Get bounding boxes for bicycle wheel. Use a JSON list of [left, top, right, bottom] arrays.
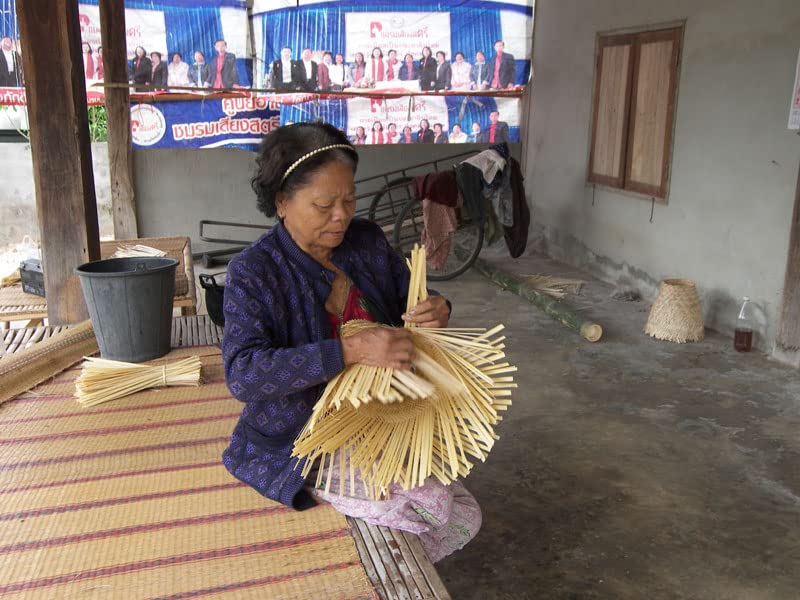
[[392, 198, 484, 281], [367, 177, 415, 233]]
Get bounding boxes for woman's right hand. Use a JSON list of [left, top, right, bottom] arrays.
[[341, 327, 415, 370]]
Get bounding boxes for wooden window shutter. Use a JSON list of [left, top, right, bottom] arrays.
[[625, 28, 681, 197], [588, 34, 635, 188]]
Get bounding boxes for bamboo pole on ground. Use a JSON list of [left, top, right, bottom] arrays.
[[469, 257, 603, 343]]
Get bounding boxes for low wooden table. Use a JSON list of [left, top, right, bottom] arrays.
[[0, 236, 197, 329], [0, 314, 451, 600]]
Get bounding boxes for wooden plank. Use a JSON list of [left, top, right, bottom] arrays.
[[348, 518, 389, 600], [402, 533, 452, 600], [369, 525, 413, 600], [98, 0, 138, 239], [19, 327, 35, 351], [391, 530, 436, 599], [197, 316, 208, 347], [17, 0, 101, 325], [376, 526, 427, 600], [777, 161, 800, 352], [190, 316, 200, 348], [171, 317, 181, 348], [353, 519, 399, 600], [7, 327, 27, 355]]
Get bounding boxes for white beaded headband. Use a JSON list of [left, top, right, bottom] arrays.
[[280, 144, 355, 185]]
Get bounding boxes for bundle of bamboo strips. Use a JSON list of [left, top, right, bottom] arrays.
[[524, 274, 584, 299], [75, 356, 202, 407], [292, 245, 515, 499], [111, 244, 167, 258]]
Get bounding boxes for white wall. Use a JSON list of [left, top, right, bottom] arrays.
[[526, 0, 800, 351], [0, 142, 113, 247]]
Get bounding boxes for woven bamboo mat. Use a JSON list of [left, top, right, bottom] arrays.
[[0, 346, 378, 599], [101, 237, 191, 297], [0, 284, 47, 321]]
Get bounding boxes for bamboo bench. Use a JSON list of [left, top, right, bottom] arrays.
[[0, 314, 451, 600]]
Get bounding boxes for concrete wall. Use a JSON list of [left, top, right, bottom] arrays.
[[133, 144, 509, 254], [525, 0, 800, 352], [0, 142, 114, 247]]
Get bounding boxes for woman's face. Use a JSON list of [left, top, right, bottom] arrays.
[[356, 126, 365, 136], [434, 124, 442, 134], [194, 52, 204, 63], [404, 54, 413, 64], [151, 54, 160, 65], [403, 127, 412, 135], [389, 124, 397, 133], [372, 48, 381, 58], [455, 53, 464, 63], [436, 53, 445, 64], [355, 53, 364, 64], [136, 47, 145, 58], [82, 43, 90, 54], [373, 122, 382, 131], [420, 119, 429, 130], [422, 47, 431, 58], [278, 161, 356, 255], [335, 54, 344, 65], [172, 54, 181, 64]]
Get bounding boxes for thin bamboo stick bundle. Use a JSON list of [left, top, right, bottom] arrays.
[[292, 244, 515, 498], [75, 356, 202, 407], [523, 274, 584, 299], [111, 244, 168, 258]]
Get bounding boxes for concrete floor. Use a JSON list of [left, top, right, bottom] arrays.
[[431, 251, 800, 600]]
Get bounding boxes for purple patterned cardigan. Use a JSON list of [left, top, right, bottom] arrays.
[[221, 218, 410, 509]]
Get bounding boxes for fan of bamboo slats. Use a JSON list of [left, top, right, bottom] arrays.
[[292, 245, 515, 499]]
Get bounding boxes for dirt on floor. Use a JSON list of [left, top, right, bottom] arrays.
[[432, 251, 799, 600]]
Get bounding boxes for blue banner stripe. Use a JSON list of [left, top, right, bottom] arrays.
[[253, 0, 532, 18]]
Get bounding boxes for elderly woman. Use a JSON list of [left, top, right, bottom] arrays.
[[222, 123, 481, 563]]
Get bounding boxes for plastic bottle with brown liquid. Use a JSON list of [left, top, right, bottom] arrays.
[[734, 297, 754, 352]]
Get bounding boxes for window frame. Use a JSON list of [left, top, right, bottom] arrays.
[[587, 24, 684, 202]]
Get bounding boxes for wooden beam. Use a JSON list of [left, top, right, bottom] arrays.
[[776, 160, 800, 353], [16, 0, 101, 325], [99, 0, 138, 239]]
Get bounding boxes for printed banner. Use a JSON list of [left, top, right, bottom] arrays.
[[77, 4, 168, 61], [0, 0, 251, 95], [344, 13, 452, 65], [253, 0, 533, 144], [130, 93, 281, 149]]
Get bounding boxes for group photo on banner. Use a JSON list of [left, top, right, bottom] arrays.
[[0, 0, 533, 149], [253, 0, 533, 144]]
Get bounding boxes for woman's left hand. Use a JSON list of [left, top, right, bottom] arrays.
[[402, 296, 449, 328]]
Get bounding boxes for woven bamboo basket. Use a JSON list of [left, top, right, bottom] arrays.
[[645, 279, 704, 343]]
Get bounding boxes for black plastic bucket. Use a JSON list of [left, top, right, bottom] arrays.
[[76, 257, 178, 362]]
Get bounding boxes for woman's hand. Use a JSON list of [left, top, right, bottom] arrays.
[[341, 327, 416, 370], [402, 296, 450, 328]]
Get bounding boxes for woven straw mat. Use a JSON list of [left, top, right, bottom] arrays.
[[0, 345, 377, 599]]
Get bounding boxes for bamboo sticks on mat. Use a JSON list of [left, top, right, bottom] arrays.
[[292, 245, 516, 499], [75, 356, 202, 407]]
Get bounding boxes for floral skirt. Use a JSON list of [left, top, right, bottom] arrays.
[[310, 473, 482, 563]]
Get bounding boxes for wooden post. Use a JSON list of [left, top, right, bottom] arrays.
[[776, 161, 800, 357], [16, 0, 101, 325], [99, 0, 138, 239]]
